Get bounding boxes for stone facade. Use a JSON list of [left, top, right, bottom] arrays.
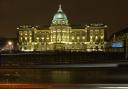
[[17, 5, 107, 52]]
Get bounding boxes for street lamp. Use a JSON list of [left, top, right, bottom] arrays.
[[7, 41, 13, 52], [8, 41, 12, 46]]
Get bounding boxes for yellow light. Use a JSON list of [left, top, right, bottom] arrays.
[[20, 37, 22, 40], [68, 42, 72, 44], [82, 36, 85, 39], [96, 36, 98, 39], [53, 36, 56, 38], [41, 37, 44, 40], [72, 37, 74, 40], [25, 37, 27, 40], [34, 42, 37, 45], [101, 36, 104, 39], [8, 41, 12, 45], [77, 37, 80, 40], [87, 26, 90, 28], [36, 37, 39, 40]]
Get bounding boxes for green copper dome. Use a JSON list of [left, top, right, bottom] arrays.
[[52, 5, 68, 25]]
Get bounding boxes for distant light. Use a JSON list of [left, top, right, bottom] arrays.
[[104, 25, 108, 28], [8, 41, 12, 45], [87, 26, 90, 27]]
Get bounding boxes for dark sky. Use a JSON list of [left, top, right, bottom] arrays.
[[0, 0, 128, 38]]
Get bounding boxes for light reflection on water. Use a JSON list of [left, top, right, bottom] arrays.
[[0, 69, 110, 83], [52, 71, 70, 83], [0, 66, 128, 89], [0, 67, 128, 84]]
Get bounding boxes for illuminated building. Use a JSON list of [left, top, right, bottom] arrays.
[[17, 5, 107, 52], [111, 27, 128, 53], [112, 27, 128, 42], [111, 27, 128, 48]]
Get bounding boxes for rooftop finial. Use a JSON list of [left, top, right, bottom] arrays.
[[58, 4, 62, 12]]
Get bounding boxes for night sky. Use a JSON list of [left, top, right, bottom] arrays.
[[0, 0, 128, 38]]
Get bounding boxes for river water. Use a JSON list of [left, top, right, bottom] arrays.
[[0, 66, 128, 84]]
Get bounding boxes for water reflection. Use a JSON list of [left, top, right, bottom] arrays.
[[52, 71, 70, 83], [0, 67, 128, 84], [0, 68, 128, 89]]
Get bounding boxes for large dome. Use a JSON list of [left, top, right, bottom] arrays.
[[53, 5, 67, 20], [52, 5, 68, 25]]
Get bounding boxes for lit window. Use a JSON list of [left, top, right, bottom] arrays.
[[36, 37, 39, 40], [72, 37, 74, 40], [24, 31, 27, 35], [62, 21, 65, 24], [101, 36, 104, 39], [87, 26, 90, 28], [41, 37, 44, 40], [29, 37, 32, 42], [96, 36, 98, 39], [20, 37, 22, 41], [77, 37, 80, 40], [82, 36, 85, 39], [25, 37, 27, 40]]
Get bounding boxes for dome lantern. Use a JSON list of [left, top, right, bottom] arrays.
[[52, 4, 69, 25]]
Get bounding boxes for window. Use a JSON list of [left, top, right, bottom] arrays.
[[72, 36, 75, 40], [25, 37, 27, 40], [41, 37, 44, 40], [36, 37, 39, 40], [29, 31, 32, 35], [82, 36, 85, 39], [77, 36, 80, 40]]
